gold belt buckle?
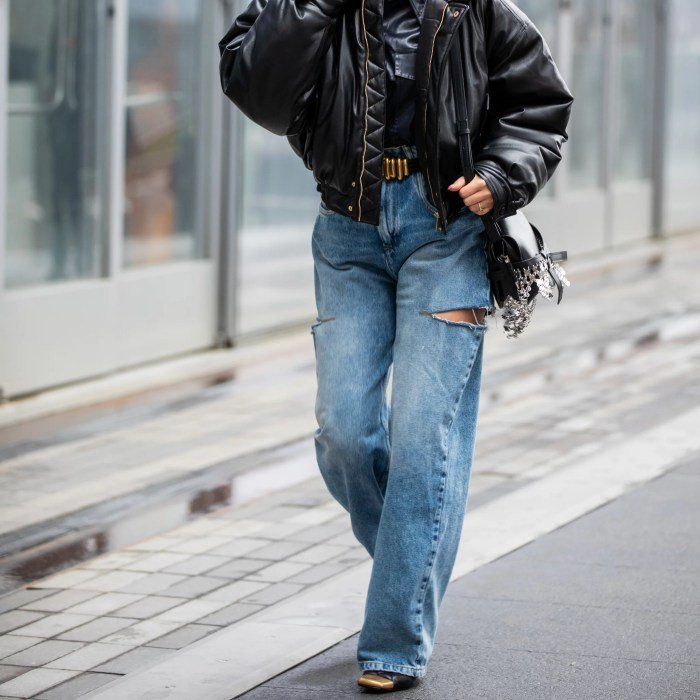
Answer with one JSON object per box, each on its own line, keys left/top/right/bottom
{"left": 382, "top": 156, "right": 409, "bottom": 181}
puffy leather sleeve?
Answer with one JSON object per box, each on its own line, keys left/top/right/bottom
{"left": 218, "top": 0, "right": 345, "bottom": 136}
{"left": 474, "top": 0, "right": 574, "bottom": 219}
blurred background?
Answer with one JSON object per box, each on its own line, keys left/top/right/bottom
{"left": 0, "top": 0, "right": 698, "bottom": 399}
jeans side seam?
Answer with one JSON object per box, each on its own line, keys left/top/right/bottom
{"left": 412, "top": 335, "right": 481, "bottom": 668}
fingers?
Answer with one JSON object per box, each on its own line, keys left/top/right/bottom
{"left": 468, "top": 197, "right": 493, "bottom": 216}
{"left": 447, "top": 175, "right": 494, "bottom": 216}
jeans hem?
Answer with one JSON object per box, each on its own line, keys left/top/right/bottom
{"left": 358, "top": 661, "right": 427, "bottom": 678}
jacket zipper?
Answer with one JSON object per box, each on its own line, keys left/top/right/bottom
{"left": 423, "top": 3, "right": 450, "bottom": 230}
{"left": 423, "top": 2, "right": 470, "bottom": 231}
{"left": 357, "top": 0, "right": 372, "bottom": 222}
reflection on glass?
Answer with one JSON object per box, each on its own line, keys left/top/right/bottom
{"left": 5, "top": 0, "right": 104, "bottom": 289}
{"left": 515, "top": 0, "right": 557, "bottom": 198}
{"left": 665, "top": 0, "right": 700, "bottom": 229}
{"left": 666, "top": 0, "right": 700, "bottom": 181}
{"left": 614, "top": 0, "right": 654, "bottom": 181}
{"left": 237, "top": 123, "right": 318, "bottom": 336}
{"left": 569, "top": 0, "right": 605, "bottom": 189}
{"left": 124, "top": 0, "right": 204, "bottom": 267}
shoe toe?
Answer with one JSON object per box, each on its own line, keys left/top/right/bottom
{"left": 357, "top": 670, "right": 418, "bottom": 692}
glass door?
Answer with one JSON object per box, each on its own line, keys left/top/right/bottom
{"left": 515, "top": 0, "right": 657, "bottom": 255}
{"left": 0, "top": 0, "right": 222, "bottom": 399}
{"left": 606, "top": 0, "right": 655, "bottom": 245}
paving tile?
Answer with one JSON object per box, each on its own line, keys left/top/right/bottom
{"left": 158, "top": 576, "right": 229, "bottom": 599}
{"left": 57, "top": 616, "right": 138, "bottom": 643}
{"left": 44, "top": 643, "right": 126, "bottom": 672}
{"left": 168, "top": 537, "right": 231, "bottom": 554}
{"left": 249, "top": 541, "right": 311, "bottom": 561}
{"left": 245, "top": 561, "right": 312, "bottom": 583}
{"left": 21, "top": 590, "right": 98, "bottom": 614}
{"left": 10, "top": 613, "right": 93, "bottom": 639}
{"left": 2, "top": 640, "right": 83, "bottom": 668}
{"left": 287, "top": 544, "right": 348, "bottom": 564}
{"left": 239, "top": 582, "right": 306, "bottom": 606}
{"left": 123, "top": 552, "right": 193, "bottom": 573}
{"left": 92, "top": 645, "right": 172, "bottom": 675}
{"left": 109, "top": 595, "right": 182, "bottom": 620}
{"left": 201, "top": 580, "right": 269, "bottom": 604}
{"left": 254, "top": 506, "right": 310, "bottom": 522}
{"left": 286, "top": 520, "right": 349, "bottom": 544}
{"left": 34, "top": 671, "right": 121, "bottom": 699}
{"left": 0, "top": 638, "right": 43, "bottom": 662}
{"left": 215, "top": 519, "right": 289, "bottom": 539}
{"left": 65, "top": 593, "right": 144, "bottom": 616}
{"left": 153, "top": 599, "right": 227, "bottom": 625}
{"left": 97, "top": 620, "right": 182, "bottom": 647}
{"left": 0, "top": 667, "right": 27, "bottom": 684}
{"left": 116, "top": 573, "right": 188, "bottom": 595}
{"left": 72, "top": 571, "right": 148, "bottom": 592}
{"left": 0, "top": 668, "right": 80, "bottom": 698}
{"left": 286, "top": 505, "right": 343, "bottom": 526}
{"left": 125, "top": 536, "right": 184, "bottom": 553}
{"left": 146, "top": 623, "right": 219, "bottom": 649}
{"left": 0, "top": 590, "right": 56, "bottom": 614}
{"left": 208, "top": 538, "right": 273, "bottom": 558}
{"left": 0, "top": 612, "right": 44, "bottom": 635}
{"left": 29, "top": 569, "right": 100, "bottom": 590}
{"left": 286, "top": 563, "right": 347, "bottom": 585}
{"left": 206, "top": 558, "right": 270, "bottom": 579}
{"left": 80, "top": 551, "right": 143, "bottom": 571}
{"left": 161, "top": 554, "right": 229, "bottom": 576}
{"left": 197, "top": 602, "right": 264, "bottom": 627}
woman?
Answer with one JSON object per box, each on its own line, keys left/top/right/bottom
{"left": 220, "top": 0, "right": 572, "bottom": 692}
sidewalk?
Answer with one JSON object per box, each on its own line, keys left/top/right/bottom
{"left": 0, "top": 232, "right": 698, "bottom": 698}
{"left": 2, "top": 232, "right": 699, "bottom": 589}
{"left": 238, "top": 457, "right": 700, "bottom": 699}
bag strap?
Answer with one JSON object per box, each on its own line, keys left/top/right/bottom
{"left": 449, "top": 32, "right": 502, "bottom": 245}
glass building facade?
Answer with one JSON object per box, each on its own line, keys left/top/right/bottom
{"left": 1, "top": 0, "right": 698, "bottom": 398}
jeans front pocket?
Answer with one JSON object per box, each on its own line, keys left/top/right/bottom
{"left": 412, "top": 171, "right": 438, "bottom": 217}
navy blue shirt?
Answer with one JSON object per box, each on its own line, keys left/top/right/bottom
{"left": 384, "top": 0, "right": 423, "bottom": 147}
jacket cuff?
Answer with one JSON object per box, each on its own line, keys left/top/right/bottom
{"left": 474, "top": 160, "right": 514, "bottom": 219}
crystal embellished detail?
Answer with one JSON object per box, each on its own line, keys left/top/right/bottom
{"left": 499, "top": 256, "right": 570, "bottom": 339}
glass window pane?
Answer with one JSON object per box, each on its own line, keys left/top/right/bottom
{"left": 569, "top": 0, "right": 605, "bottom": 189}
{"left": 515, "top": 0, "right": 557, "bottom": 198}
{"left": 664, "top": 0, "right": 700, "bottom": 230}
{"left": 5, "top": 0, "right": 105, "bottom": 289}
{"left": 614, "top": 0, "right": 654, "bottom": 181}
{"left": 124, "top": 0, "right": 206, "bottom": 267}
{"left": 237, "top": 123, "right": 317, "bottom": 336}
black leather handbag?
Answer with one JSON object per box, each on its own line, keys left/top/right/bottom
{"left": 449, "top": 36, "right": 570, "bottom": 338}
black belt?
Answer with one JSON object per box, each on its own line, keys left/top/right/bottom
{"left": 381, "top": 155, "right": 421, "bottom": 181}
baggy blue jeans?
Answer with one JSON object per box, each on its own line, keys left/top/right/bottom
{"left": 310, "top": 144, "right": 493, "bottom": 678}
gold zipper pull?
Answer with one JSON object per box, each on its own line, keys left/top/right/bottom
{"left": 434, "top": 211, "right": 440, "bottom": 231}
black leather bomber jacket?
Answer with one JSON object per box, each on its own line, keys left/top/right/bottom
{"left": 219, "top": 0, "right": 574, "bottom": 231}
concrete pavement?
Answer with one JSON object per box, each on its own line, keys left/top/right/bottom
{"left": 239, "top": 456, "right": 700, "bottom": 699}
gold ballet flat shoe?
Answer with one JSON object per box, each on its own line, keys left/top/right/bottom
{"left": 357, "top": 670, "right": 418, "bottom": 692}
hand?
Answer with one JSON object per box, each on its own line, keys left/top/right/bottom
{"left": 447, "top": 174, "right": 493, "bottom": 216}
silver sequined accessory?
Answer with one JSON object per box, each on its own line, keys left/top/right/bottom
{"left": 500, "top": 254, "right": 570, "bottom": 339}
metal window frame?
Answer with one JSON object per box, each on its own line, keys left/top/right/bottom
{"left": 0, "top": 0, "right": 8, "bottom": 296}
{"left": 217, "top": 0, "right": 244, "bottom": 347}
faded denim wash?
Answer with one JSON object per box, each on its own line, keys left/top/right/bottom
{"left": 310, "top": 144, "right": 493, "bottom": 678}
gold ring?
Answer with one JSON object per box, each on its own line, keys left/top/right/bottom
{"left": 478, "top": 202, "right": 484, "bottom": 213}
